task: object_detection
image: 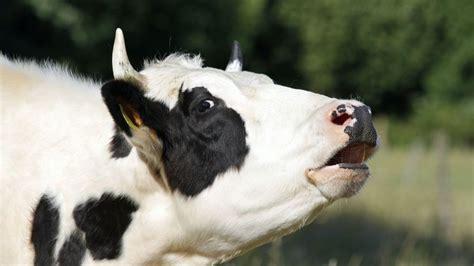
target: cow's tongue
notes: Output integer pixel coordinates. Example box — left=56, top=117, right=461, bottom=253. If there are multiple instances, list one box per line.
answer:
left=326, top=143, right=370, bottom=166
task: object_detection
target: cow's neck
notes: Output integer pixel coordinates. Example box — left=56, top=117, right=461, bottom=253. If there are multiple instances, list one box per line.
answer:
left=107, top=152, right=297, bottom=265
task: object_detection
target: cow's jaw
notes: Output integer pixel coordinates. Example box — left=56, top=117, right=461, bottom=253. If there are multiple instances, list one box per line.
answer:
left=162, top=168, right=331, bottom=264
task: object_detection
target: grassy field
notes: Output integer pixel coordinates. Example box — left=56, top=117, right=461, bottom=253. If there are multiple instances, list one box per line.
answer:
left=227, top=144, right=474, bottom=265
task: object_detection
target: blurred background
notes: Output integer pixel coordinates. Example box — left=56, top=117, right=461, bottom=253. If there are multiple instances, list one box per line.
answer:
left=1, top=0, right=473, bottom=264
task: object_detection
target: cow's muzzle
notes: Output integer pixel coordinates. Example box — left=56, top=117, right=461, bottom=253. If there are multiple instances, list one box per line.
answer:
left=325, top=102, right=378, bottom=169
left=306, top=101, right=378, bottom=199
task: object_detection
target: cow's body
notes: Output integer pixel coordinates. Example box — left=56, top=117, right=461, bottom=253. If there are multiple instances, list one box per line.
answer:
left=0, top=30, right=377, bottom=265
left=0, top=56, right=124, bottom=264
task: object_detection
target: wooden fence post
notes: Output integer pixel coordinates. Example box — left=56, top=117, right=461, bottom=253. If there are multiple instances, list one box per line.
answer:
left=434, top=131, right=451, bottom=240
left=401, top=140, right=423, bottom=185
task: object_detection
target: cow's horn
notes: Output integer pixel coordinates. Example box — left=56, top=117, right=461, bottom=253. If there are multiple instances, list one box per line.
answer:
left=112, top=28, right=143, bottom=83
left=225, top=40, right=243, bottom=72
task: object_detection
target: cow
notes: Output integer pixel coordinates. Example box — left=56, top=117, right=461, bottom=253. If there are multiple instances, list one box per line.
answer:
left=0, top=28, right=378, bottom=265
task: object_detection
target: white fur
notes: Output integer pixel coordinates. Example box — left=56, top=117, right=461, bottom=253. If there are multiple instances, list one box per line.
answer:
left=0, top=53, right=367, bottom=265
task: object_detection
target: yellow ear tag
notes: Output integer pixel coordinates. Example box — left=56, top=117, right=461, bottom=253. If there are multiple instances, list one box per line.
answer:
left=119, top=104, right=140, bottom=131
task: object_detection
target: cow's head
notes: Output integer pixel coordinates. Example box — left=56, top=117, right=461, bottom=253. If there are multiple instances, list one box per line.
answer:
left=102, top=29, right=378, bottom=262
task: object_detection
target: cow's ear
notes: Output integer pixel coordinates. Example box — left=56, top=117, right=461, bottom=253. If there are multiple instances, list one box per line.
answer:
left=101, top=80, right=169, bottom=138
left=102, top=80, right=170, bottom=187
left=102, top=80, right=146, bottom=136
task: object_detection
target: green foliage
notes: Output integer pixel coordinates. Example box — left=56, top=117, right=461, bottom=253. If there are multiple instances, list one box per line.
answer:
left=3, top=0, right=265, bottom=78
left=279, top=0, right=447, bottom=113
left=277, top=0, right=474, bottom=145
left=426, top=0, right=474, bottom=90
left=424, top=24, right=474, bottom=101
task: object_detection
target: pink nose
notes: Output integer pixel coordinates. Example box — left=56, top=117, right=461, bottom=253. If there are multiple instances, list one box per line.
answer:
left=330, top=103, right=377, bottom=147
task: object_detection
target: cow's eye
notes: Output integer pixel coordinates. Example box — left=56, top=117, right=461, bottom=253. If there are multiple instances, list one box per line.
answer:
left=196, top=99, right=215, bottom=113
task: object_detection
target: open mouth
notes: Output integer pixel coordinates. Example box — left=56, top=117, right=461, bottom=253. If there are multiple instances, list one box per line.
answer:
left=306, top=141, right=378, bottom=199
left=322, top=142, right=377, bottom=170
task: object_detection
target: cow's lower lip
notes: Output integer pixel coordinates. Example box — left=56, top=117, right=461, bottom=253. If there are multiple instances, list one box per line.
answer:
left=305, top=164, right=370, bottom=199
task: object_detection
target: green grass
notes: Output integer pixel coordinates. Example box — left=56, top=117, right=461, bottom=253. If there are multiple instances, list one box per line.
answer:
left=227, top=146, right=474, bottom=265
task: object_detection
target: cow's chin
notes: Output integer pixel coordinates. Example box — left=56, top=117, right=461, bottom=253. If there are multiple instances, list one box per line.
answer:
left=306, top=142, right=377, bottom=200
left=306, top=165, right=369, bottom=199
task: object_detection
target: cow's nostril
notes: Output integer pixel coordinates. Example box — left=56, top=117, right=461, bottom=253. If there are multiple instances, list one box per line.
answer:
left=332, top=113, right=351, bottom=126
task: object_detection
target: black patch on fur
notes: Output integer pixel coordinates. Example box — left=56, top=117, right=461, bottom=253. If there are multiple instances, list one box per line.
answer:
left=101, top=81, right=249, bottom=197
left=109, top=125, right=132, bottom=158
left=31, top=194, right=60, bottom=266
left=57, top=230, right=86, bottom=266
left=162, top=87, right=249, bottom=196
left=73, top=193, right=138, bottom=260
